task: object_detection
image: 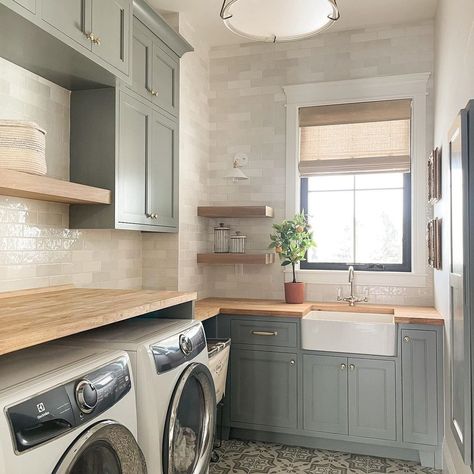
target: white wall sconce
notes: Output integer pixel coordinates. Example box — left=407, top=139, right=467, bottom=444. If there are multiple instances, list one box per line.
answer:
left=224, top=153, right=249, bottom=182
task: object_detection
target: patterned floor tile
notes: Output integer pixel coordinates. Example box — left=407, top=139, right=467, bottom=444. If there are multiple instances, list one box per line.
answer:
left=209, top=440, right=441, bottom=474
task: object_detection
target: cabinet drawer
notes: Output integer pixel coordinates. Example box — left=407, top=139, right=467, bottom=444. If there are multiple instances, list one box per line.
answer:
left=230, top=319, right=297, bottom=348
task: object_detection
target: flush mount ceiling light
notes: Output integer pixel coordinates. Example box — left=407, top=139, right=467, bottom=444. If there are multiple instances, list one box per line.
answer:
left=220, top=0, right=340, bottom=43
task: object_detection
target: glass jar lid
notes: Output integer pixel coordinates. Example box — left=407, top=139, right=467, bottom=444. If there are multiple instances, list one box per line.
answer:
left=214, top=222, right=230, bottom=231
left=230, top=231, right=246, bottom=239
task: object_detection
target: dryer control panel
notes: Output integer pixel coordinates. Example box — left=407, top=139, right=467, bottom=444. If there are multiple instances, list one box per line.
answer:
left=6, top=356, right=131, bottom=453
left=151, top=323, right=207, bottom=374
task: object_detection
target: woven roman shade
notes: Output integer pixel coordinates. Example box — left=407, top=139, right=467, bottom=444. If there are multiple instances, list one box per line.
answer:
left=298, top=99, right=411, bottom=176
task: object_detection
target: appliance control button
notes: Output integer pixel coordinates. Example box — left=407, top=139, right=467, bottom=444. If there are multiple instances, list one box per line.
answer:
left=179, top=334, right=193, bottom=355
left=75, top=380, right=98, bottom=414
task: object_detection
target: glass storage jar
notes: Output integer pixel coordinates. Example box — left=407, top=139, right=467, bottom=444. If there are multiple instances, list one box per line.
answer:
left=214, top=223, right=230, bottom=253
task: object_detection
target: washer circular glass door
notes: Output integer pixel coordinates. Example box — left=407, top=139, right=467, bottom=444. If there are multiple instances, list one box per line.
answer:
left=163, top=363, right=216, bottom=474
left=53, top=420, right=146, bottom=474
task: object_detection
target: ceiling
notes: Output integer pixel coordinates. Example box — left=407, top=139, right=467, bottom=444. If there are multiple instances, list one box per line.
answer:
left=149, top=0, right=438, bottom=47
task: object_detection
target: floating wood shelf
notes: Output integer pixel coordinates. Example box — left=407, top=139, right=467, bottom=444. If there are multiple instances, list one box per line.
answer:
left=0, top=169, right=111, bottom=205
left=197, top=206, right=274, bottom=218
left=197, top=252, right=276, bottom=265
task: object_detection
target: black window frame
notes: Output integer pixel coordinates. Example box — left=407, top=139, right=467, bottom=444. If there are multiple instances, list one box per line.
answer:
left=300, top=173, right=412, bottom=272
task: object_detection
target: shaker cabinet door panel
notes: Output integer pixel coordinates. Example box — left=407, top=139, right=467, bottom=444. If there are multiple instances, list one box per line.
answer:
left=348, top=358, right=396, bottom=441
left=401, top=329, right=438, bottom=445
left=117, top=92, right=149, bottom=225
left=302, top=355, right=348, bottom=435
left=148, top=111, right=178, bottom=229
left=41, top=0, right=91, bottom=48
left=131, top=18, right=153, bottom=98
left=151, top=43, right=178, bottom=116
left=231, top=349, right=297, bottom=429
left=91, top=0, right=130, bottom=73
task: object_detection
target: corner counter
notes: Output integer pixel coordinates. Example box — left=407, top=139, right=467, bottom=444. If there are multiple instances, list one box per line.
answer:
left=195, top=297, right=444, bottom=326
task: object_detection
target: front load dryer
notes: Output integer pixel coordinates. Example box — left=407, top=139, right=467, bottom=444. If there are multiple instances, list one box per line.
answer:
left=55, top=318, right=216, bottom=474
left=0, top=343, right=146, bottom=474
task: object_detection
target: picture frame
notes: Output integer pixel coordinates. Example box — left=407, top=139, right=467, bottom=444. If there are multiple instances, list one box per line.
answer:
left=427, top=217, right=442, bottom=270
left=428, top=147, right=442, bottom=204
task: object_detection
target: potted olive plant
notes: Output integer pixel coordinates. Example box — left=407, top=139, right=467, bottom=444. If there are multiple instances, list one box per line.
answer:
left=269, top=212, right=315, bottom=304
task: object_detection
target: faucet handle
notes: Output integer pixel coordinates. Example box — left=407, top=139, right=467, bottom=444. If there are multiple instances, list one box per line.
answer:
left=337, top=287, right=343, bottom=301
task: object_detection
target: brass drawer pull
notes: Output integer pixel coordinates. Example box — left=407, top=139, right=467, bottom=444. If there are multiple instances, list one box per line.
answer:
left=251, top=330, right=278, bottom=337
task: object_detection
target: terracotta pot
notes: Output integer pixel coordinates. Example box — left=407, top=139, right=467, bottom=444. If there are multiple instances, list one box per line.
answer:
left=284, top=282, right=305, bottom=304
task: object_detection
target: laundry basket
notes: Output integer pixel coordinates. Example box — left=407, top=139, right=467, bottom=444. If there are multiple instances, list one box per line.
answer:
left=0, top=120, right=47, bottom=175
left=207, top=339, right=231, bottom=404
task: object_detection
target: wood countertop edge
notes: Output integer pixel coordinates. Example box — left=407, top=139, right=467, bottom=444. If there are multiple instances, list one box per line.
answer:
left=0, top=287, right=197, bottom=356
left=194, top=298, right=444, bottom=326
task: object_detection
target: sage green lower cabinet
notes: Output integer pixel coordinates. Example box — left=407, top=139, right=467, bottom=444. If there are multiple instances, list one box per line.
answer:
left=222, top=315, right=443, bottom=469
left=231, top=349, right=297, bottom=429
left=401, top=329, right=438, bottom=445
left=302, top=355, right=348, bottom=435
left=348, top=358, right=396, bottom=440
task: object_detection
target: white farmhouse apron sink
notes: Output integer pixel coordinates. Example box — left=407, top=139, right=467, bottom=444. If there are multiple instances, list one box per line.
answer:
left=301, top=310, right=397, bottom=356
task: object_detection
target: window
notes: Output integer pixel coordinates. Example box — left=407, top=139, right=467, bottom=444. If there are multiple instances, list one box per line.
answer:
left=299, top=99, right=412, bottom=272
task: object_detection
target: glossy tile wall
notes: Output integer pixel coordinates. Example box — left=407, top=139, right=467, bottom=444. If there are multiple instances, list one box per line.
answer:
left=205, top=20, right=435, bottom=305
left=0, top=57, right=142, bottom=292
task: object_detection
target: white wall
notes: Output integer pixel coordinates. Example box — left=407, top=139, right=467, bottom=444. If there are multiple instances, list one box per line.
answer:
left=433, top=1, right=474, bottom=472
left=0, top=58, right=142, bottom=292
left=206, top=20, right=435, bottom=304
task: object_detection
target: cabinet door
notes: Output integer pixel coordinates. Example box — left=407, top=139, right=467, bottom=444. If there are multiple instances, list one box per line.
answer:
left=151, top=42, right=179, bottom=116
left=147, top=111, right=178, bottom=229
left=41, top=0, right=91, bottom=48
left=91, top=0, right=130, bottom=74
left=117, top=91, right=149, bottom=226
left=131, top=18, right=153, bottom=98
left=231, top=349, right=297, bottom=429
left=302, top=355, right=348, bottom=435
left=401, top=329, right=438, bottom=445
left=14, top=0, right=36, bottom=13
left=348, top=358, right=396, bottom=441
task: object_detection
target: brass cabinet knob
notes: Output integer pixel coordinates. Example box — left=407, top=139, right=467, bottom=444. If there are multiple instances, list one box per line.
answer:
left=349, top=364, right=355, bottom=371
left=340, top=363, right=346, bottom=370
left=149, top=89, right=159, bottom=97
left=93, top=36, right=101, bottom=45
left=85, top=32, right=96, bottom=42
left=290, top=360, right=296, bottom=365
left=404, top=336, right=410, bottom=343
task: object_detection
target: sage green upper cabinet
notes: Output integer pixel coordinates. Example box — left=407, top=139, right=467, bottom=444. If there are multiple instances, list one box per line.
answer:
left=131, top=17, right=153, bottom=97
left=91, top=0, right=130, bottom=74
left=130, top=17, right=179, bottom=117
left=13, top=0, right=35, bottom=14
left=148, top=110, right=178, bottom=228
left=348, top=358, right=396, bottom=441
left=117, top=91, right=150, bottom=226
left=401, top=329, right=438, bottom=446
left=151, top=42, right=178, bottom=116
left=41, top=0, right=91, bottom=48
left=39, top=0, right=130, bottom=77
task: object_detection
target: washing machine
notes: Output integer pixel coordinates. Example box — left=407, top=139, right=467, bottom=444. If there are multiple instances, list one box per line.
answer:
left=55, top=318, right=216, bottom=474
left=0, top=343, right=146, bottom=474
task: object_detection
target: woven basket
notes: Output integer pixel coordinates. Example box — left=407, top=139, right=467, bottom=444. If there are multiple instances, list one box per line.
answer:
left=0, top=120, right=47, bottom=175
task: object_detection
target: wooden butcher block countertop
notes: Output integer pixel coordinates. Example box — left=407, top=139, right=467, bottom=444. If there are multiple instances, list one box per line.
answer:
left=195, top=298, right=444, bottom=326
left=0, top=286, right=197, bottom=356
